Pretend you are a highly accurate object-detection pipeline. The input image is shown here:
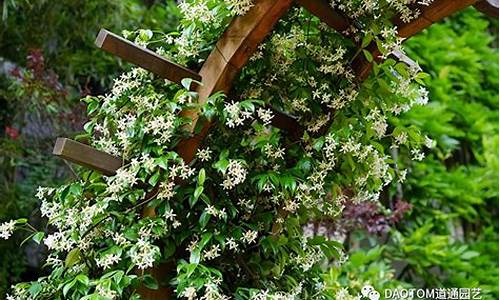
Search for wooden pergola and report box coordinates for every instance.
[52,0,498,298]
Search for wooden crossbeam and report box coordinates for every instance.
[354,0,478,79]
[296,0,350,32]
[474,0,499,18]
[95,29,201,86]
[53,138,122,176]
[394,0,479,38]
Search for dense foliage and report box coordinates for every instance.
[0,0,181,295]
[326,8,499,300]
[0,1,497,300]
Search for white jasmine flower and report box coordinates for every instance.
[0,220,16,240]
[196,148,212,162]
[241,230,258,244]
[96,253,121,270]
[221,160,247,190]
[226,237,238,251]
[424,136,434,148]
[411,149,425,161]
[394,132,408,145]
[225,0,254,15]
[182,286,197,300]
[203,244,221,261]
[128,238,160,270]
[257,108,274,126]
[164,209,176,221]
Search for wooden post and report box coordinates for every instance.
[95,29,201,86]
[53,138,122,176]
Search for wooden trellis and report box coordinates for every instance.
[52,0,497,298]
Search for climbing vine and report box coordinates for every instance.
[2,1,437,299]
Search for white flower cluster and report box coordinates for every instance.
[0,220,16,240]
[257,107,274,126]
[263,144,285,160]
[182,286,198,300]
[241,230,258,244]
[145,114,177,145]
[202,244,221,261]
[223,101,253,128]
[196,147,213,162]
[105,167,137,196]
[331,0,435,24]
[96,253,121,270]
[291,244,324,272]
[96,285,118,300]
[205,205,227,219]
[44,231,75,252]
[224,0,254,15]
[221,160,247,190]
[128,238,160,270]
[200,283,230,300]
[366,108,388,139]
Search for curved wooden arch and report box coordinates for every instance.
[145,1,294,298]
[54,0,491,299]
[176,0,294,163]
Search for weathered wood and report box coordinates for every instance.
[95,29,201,86]
[296,0,350,32]
[53,138,122,176]
[395,0,479,38]
[270,108,304,141]
[176,0,294,163]
[474,0,499,18]
[354,0,478,79]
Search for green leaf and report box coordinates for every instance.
[148,171,161,186]
[76,274,90,286]
[198,168,206,185]
[363,49,373,62]
[32,232,45,244]
[15,218,28,225]
[199,211,211,229]
[362,33,373,48]
[194,186,204,201]
[65,248,81,268]
[189,249,201,264]
[142,274,159,290]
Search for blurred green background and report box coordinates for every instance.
[0,1,498,298]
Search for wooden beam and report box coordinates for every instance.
[474,0,499,18]
[296,0,350,32]
[95,29,201,86]
[270,108,304,141]
[354,0,478,79]
[176,0,294,163]
[53,138,122,176]
[395,0,479,38]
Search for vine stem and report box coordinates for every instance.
[81,185,160,239]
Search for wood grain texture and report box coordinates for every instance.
[53,138,122,176]
[474,0,499,18]
[95,29,201,86]
[296,0,350,32]
[176,0,294,163]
